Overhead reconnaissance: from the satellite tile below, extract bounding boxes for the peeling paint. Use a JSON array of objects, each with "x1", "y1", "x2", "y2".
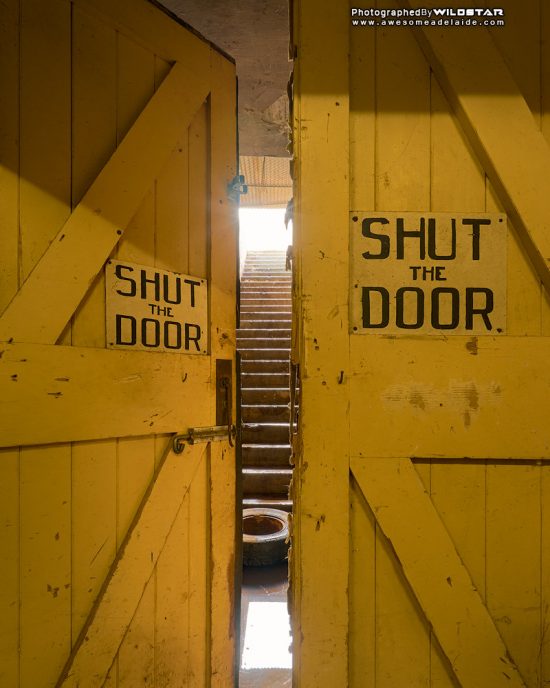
[
  {"x1": 466, "y1": 336, "x2": 478, "y2": 355},
  {"x1": 409, "y1": 391, "x2": 426, "y2": 411}
]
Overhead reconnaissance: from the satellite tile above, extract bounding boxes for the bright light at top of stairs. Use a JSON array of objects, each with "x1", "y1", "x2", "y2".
[{"x1": 239, "y1": 208, "x2": 292, "y2": 253}]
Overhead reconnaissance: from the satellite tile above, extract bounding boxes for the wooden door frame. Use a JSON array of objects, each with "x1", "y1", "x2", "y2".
[{"x1": 292, "y1": 1, "x2": 550, "y2": 686}]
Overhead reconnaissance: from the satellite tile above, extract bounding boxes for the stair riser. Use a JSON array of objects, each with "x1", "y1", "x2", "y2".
[
  {"x1": 240, "y1": 310, "x2": 292, "y2": 318},
  {"x1": 242, "y1": 445, "x2": 291, "y2": 467},
  {"x1": 243, "y1": 471, "x2": 291, "y2": 496},
  {"x1": 241, "y1": 298, "x2": 291, "y2": 304},
  {"x1": 243, "y1": 450, "x2": 291, "y2": 468},
  {"x1": 242, "y1": 425, "x2": 290, "y2": 444},
  {"x1": 243, "y1": 499, "x2": 292, "y2": 513},
  {"x1": 241, "y1": 360, "x2": 289, "y2": 373},
  {"x1": 239, "y1": 349, "x2": 290, "y2": 360},
  {"x1": 239, "y1": 321, "x2": 291, "y2": 329},
  {"x1": 241, "y1": 405, "x2": 291, "y2": 422},
  {"x1": 239, "y1": 331, "x2": 291, "y2": 341},
  {"x1": 237, "y1": 338, "x2": 291, "y2": 349},
  {"x1": 241, "y1": 389, "x2": 290, "y2": 404},
  {"x1": 241, "y1": 373, "x2": 289, "y2": 387}
]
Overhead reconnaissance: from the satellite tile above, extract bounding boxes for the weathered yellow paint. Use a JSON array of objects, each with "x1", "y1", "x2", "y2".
[
  {"x1": 294, "y1": 1, "x2": 550, "y2": 686},
  {"x1": 0, "y1": 60, "x2": 209, "y2": 345},
  {"x1": 352, "y1": 458, "x2": 526, "y2": 688},
  {"x1": 57, "y1": 443, "x2": 206, "y2": 688},
  {"x1": 349, "y1": 336, "x2": 550, "y2": 459},
  {"x1": 0, "y1": 343, "x2": 212, "y2": 447},
  {"x1": 0, "y1": 2, "x2": 237, "y2": 687},
  {"x1": 209, "y1": 50, "x2": 238, "y2": 688},
  {"x1": 0, "y1": 448, "x2": 19, "y2": 687},
  {"x1": 401, "y1": 0, "x2": 550, "y2": 295},
  {"x1": 291, "y1": 1, "x2": 350, "y2": 687}
]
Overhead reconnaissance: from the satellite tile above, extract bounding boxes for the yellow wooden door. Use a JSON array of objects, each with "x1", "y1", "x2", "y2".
[
  {"x1": 0, "y1": 2, "x2": 237, "y2": 687},
  {"x1": 291, "y1": 1, "x2": 550, "y2": 687}
]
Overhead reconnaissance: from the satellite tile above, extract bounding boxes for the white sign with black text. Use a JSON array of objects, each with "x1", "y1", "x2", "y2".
[
  {"x1": 106, "y1": 260, "x2": 208, "y2": 354},
  {"x1": 351, "y1": 212, "x2": 507, "y2": 335}
]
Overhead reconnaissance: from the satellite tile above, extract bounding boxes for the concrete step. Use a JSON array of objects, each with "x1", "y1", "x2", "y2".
[
  {"x1": 238, "y1": 329, "x2": 291, "y2": 340},
  {"x1": 239, "y1": 348, "x2": 291, "y2": 360},
  {"x1": 242, "y1": 444, "x2": 291, "y2": 467},
  {"x1": 241, "y1": 360, "x2": 289, "y2": 374},
  {"x1": 240, "y1": 309, "x2": 292, "y2": 318},
  {"x1": 243, "y1": 498, "x2": 292, "y2": 513},
  {"x1": 241, "y1": 372, "x2": 289, "y2": 387},
  {"x1": 239, "y1": 320, "x2": 291, "y2": 329},
  {"x1": 242, "y1": 423, "x2": 290, "y2": 444},
  {"x1": 243, "y1": 468, "x2": 292, "y2": 496},
  {"x1": 241, "y1": 404, "x2": 290, "y2": 422},
  {"x1": 242, "y1": 272, "x2": 287, "y2": 277},
  {"x1": 237, "y1": 337, "x2": 291, "y2": 349},
  {"x1": 241, "y1": 388, "x2": 290, "y2": 404},
  {"x1": 241, "y1": 276, "x2": 291, "y2": 282},
  {"x1": 241, "y1": 300, "x2": 291, "y2": 308}
]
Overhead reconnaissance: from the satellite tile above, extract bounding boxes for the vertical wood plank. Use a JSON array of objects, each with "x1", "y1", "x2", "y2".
[
  {"x1": 155, "y1": 493, "x2": 190, "y2": 686},
  {"x1": 294, "y1": 0, "x2": 350, "y2": 685},
  {"x1": 19, "y1": 3, "x2": 72, "y2": 685},
  {"x1": 117, "y1": 576, "x2": 156, "y2": 687},
  {"x1": 116, "y1": 436, "x2": 155, "y2": 685},
  {"x1": 71, "y1": 5, "x2": 117, "y2": 348},
  {"x1": 19, "y1": 0, "x2": 71, "y2": 282},
  {"x1": 429, "y1": 74, "x2": 486, "y2": 688},
  {"x1": 348, "y1": 12, "x2": 375, "y2": 683},
  {"x1": 349, "y1": 477, "x2": 375, "y2": 688},
  {"x1": 538, "y1": 0, "x2": 550, "y2": 336},
  {"x1": 188, "y1": 451, "x2": 209, "y2": 688},
  {"x1": 20, "y1": 445, "x2": 71, "y2": 688},
  {"x1": 113, "y1": 35, "x2": 157, "y2": 684},
  {"x1": 375, "y1": 4, "x2": 430, "y2": 211},
  {"x1": 209, "y1": 48, "x2": 237, "y2": 688},
  {"x1": 155, "y1": 141, "x2": 189, "y2": 273},
  {"x1": 0, "y1": 6, "x2": 21, "y2": 681},
  {"x1": 116, "y1": 437, "x2": 156, "y2": 544},
  {"x1": 0, "y1": 0, "x2": 20, "y2": 314},
  {"x1": 349, "y1": 0, "x2": 375, "y2": 212},
  {"x1": 541, "y1": 463, "x2": 550, "y2": 686},
  {"x1": 71, "y1": 441, "x2": 117, "y2": 644},
  {"x1": 115, "y1": 33, "x2": 156, "y2": 265},
  {"x1": 374, "y1": 3, "x2": 431, "y2": 682},
  {"x1": 0, "y1": 449, "x2": 20, "y2": 687},
  {"x1": 486, "y1": 464, "x2": 541, "y2": 687},
  {"x1": 484, "y1": 0, "x2": 541, "y2": 123},
  {"x1": 116, "y1": 33, "x2": 156, "y2": 145},
  {"x1": 429, "y1": 461, "x2": 485, "y2": 688},
  {"x1": 188, "y1": 102, "x2": 209, "y2": 278}
]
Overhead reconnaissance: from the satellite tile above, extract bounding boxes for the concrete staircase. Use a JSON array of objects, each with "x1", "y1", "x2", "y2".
[{"x1": 238, "y1": 251, "x2": 292, "y2": 512}]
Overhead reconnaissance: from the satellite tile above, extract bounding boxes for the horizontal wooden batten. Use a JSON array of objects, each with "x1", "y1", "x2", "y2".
[
  {"x1": 0, "y1": 342, "x2": 211, "y2": 447},
  {"x1": 350, "y1": 336, "x2": 550, "y2": 459}
]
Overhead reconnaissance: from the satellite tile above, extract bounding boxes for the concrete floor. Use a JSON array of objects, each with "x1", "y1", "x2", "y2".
[{"x1": 240, "y1": 563, "x2": 292, "y2": 688}]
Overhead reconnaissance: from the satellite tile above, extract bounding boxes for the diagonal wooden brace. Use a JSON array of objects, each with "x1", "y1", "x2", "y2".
[
  {"x1": 352, "y1": 457, "x2": 526, "y2": 688},
  {"x1": 0, "y1": 61, "x2": 209, "y2": 345},
  {"x1": 400, "y1": 0, "x2": 550, "y2": 294},
  {"x1": 56, "y1": 442, "x2": 207, "y2": 688}
]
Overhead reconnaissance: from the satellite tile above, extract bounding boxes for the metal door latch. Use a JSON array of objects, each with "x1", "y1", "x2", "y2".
[
  {"x1": 173, "y1": 425, "x2": 236, "y2": 454},
  {"x1": 227, "y1": 174, "x2": 248, "y2": 201}
]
